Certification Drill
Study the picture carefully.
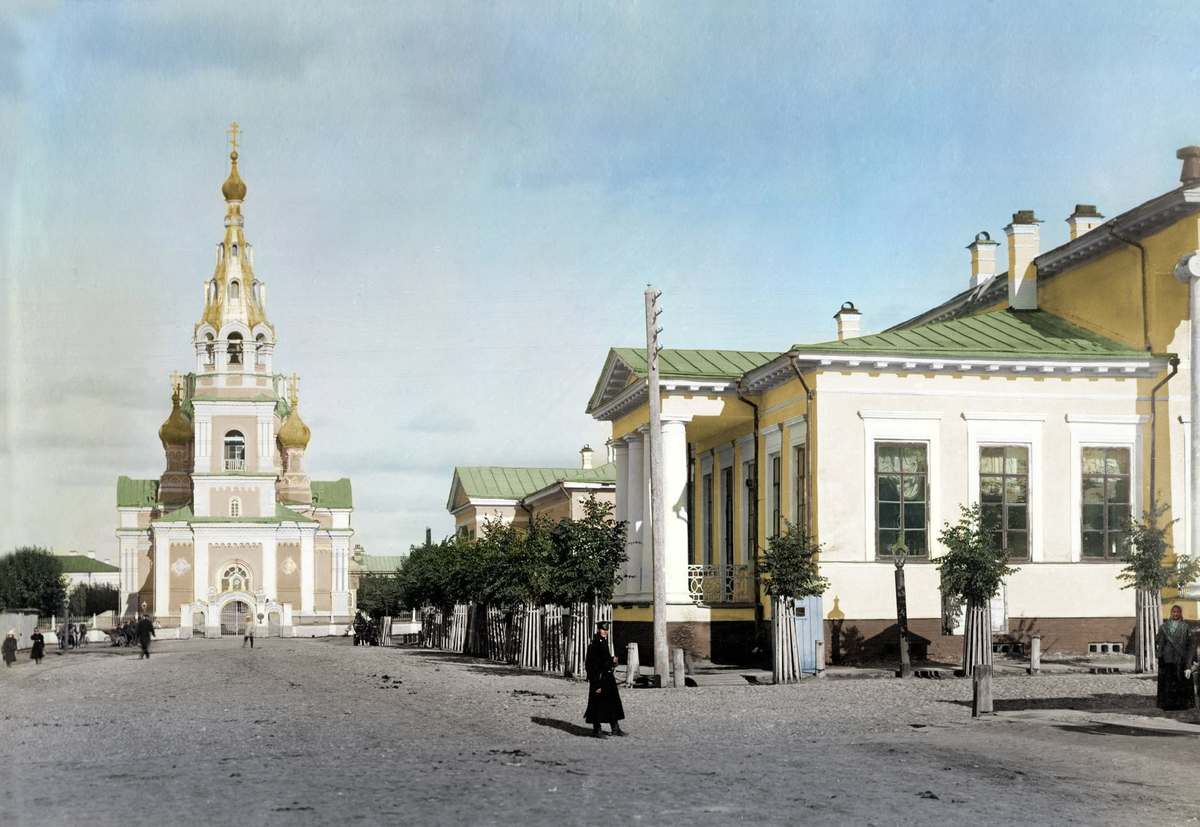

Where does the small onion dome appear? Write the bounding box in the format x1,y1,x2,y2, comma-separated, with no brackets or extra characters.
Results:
278,403,311,450
222,150,247,201
158,388,192,448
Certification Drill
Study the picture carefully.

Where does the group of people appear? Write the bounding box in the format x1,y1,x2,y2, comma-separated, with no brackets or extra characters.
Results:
2,628,52,666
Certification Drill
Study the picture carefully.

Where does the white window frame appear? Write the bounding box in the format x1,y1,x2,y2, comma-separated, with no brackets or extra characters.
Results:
699,452,714,565
785,415,808,530
860,411,942,562
1066,414,1145,563
717,445,734,566
963,413,1045,563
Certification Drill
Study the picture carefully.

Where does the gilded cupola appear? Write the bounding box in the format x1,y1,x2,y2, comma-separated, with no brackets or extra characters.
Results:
222,149,247,201
158,386,193,448
278,381,311,450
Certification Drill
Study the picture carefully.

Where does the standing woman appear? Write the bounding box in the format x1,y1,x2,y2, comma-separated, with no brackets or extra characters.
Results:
584,621,625,737
2,631,16,667
1156,604,1196,711
30,628,44,664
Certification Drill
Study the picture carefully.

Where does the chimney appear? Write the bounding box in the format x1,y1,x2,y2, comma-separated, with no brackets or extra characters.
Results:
1005,210,1042,311
834,302,862,340
86,551,96,559
1178,146,1200,185
967,231,1000,289
580,444,594,470
1067,205,1103,240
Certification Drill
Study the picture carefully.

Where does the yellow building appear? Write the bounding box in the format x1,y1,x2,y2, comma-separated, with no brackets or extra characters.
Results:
588,146,1200,665
116,139,355,638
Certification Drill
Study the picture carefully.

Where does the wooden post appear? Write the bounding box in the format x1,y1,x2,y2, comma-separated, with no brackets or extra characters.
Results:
894,560,912,678
672,647,686,688
625,642,640,687
814,639,826,676
645,287,669,686
1029,635,1041,675
971,663,993,717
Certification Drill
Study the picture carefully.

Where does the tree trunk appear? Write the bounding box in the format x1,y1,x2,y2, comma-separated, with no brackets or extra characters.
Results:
961,598,992,678
1134,588,1161,674
895,564,912,678
772,597,801,684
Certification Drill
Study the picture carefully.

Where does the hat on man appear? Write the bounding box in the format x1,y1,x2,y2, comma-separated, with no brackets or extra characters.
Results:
596,621,609,631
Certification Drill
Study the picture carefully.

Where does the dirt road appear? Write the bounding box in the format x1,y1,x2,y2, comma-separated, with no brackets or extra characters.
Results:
0,638,1196,826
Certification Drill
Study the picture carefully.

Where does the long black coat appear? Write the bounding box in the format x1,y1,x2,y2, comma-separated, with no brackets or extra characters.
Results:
30,632,44,662
136,618,155,652
584,635,624,725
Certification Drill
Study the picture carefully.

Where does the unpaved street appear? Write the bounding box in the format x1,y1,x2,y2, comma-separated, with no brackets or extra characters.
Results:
0,638,1197,826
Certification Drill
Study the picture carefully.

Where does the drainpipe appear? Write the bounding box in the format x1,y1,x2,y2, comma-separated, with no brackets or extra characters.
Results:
734,378,764,655
1150,356,1180,515
789,355,815,536
1108,222,1152,352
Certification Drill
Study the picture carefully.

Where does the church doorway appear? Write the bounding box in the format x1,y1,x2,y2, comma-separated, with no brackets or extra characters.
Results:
221,600,251,635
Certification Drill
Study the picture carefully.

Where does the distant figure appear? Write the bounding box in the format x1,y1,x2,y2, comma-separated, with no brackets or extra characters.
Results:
136,614,155,660
1156,604,1196,711
584,621,625,737
30,629,44,664
2,632,16,668
243,614,256,649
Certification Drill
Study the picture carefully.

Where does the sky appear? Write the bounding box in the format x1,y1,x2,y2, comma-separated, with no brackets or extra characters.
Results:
3,1,1200,563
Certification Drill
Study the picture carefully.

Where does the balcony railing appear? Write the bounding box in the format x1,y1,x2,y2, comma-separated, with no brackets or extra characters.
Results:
687,564,754,605
224,459,246,472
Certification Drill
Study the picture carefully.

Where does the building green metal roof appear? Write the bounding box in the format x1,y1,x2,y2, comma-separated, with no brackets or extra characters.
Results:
357,555,405,574
610,347,778,378
311,479,353,509
55,555,120,574
791,310,1160,360
455,462,617,500
153,503,319,524
117,477,159,508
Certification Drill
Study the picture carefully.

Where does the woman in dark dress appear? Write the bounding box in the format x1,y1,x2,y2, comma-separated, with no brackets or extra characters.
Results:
30,628,44,664
584,622,625,737
1156,605,1196,711
2,632,16,667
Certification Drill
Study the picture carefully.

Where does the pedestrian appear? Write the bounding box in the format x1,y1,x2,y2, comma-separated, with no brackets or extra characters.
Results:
2,631,16,668
136,614,155,660
1156,604,1195,711
243,614,255,649
584,621,625,737
30,628,44,664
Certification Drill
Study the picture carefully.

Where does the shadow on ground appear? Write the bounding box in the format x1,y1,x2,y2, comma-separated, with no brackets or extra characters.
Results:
530,716,596,737
941,693,1158,713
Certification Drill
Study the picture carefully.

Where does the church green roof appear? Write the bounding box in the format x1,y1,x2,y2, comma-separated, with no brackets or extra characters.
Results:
357,555,406,574
117,477,159,507
311,479,353,509
55,555,120,574
455,462,617,500
791,309,1159,360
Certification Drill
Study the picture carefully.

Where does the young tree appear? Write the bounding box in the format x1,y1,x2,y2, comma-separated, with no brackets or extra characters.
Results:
1117,504,1200,673
759,521,829,684
937,504,1019,677
0,547,67,617
68,583,120,618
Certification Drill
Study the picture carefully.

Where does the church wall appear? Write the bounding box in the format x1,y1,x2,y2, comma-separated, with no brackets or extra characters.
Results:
314,545,332,610
277,542,301,609
209,543,263,592
203,415,258,473
137,546,155,614
210,485,264,518
169,542,195,613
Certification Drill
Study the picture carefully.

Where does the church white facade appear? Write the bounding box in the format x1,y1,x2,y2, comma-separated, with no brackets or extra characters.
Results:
116,134,355,638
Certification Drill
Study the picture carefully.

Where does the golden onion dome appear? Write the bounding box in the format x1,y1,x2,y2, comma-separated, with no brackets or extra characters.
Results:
278,384,311,450
222,150,247,201
158,388,193,448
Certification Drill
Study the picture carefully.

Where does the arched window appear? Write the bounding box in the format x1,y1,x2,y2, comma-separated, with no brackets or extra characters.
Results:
255,333,267,366
229,496,242,517
227,332,243,365
218,245,224,264
230,280,240,301
224,430,245,471
231,243,238,259
220,563,250,594
204,332,215,365
252,281,261,303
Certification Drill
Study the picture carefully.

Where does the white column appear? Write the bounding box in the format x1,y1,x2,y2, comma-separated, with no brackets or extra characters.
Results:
261,535,277,601
624,432,646,599
662,417,692,603
609,438,630,600
300,529,315,613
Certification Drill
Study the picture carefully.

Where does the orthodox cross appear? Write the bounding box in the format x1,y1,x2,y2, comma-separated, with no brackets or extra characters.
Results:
227,122,241,152
289,373,300,401
170,371,182,394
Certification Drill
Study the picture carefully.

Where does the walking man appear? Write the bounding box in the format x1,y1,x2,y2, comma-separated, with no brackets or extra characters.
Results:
243,614,256,649
584,621,625,737
136,614,155,659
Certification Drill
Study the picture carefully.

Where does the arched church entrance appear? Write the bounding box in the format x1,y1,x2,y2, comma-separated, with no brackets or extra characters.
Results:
221,600,251,635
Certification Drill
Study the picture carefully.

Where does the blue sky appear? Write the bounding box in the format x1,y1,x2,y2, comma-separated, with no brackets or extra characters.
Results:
3,1,1200,561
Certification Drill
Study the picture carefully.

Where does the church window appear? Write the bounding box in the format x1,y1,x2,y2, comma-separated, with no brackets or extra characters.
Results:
220,563,250,594
231,243,238,259
218,245,224,264
230,280,240,301
204,333,215,365
255,333,267,366
224,430,246,471
252,281,261,303
227,333,243,365
230,497,242,517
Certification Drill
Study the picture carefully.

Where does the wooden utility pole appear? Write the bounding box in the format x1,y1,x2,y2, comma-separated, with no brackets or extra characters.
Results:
645,286,669,685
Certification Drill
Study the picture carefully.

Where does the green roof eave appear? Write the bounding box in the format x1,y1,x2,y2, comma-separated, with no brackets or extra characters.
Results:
151,503,318,525
311,478,353,509
454,462,617,500
588,347,778,413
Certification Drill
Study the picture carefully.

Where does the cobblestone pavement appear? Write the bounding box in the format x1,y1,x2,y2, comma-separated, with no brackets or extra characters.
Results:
1,639,1197,827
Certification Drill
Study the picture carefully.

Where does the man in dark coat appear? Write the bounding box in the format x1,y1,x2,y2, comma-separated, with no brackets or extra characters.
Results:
136,614,155,660
584,622,625,737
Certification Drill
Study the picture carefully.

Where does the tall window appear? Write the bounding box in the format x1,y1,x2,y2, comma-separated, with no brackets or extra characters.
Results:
1082,447,1131,558
770,455,782,538
224,430,246,471
701,473,713,565
794,444,807,532
255,333,267,365
230,280,240,300
876,443,928,557
229,496,242,518
980,446,1029,559
722,466,734,565
204,332,215,365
